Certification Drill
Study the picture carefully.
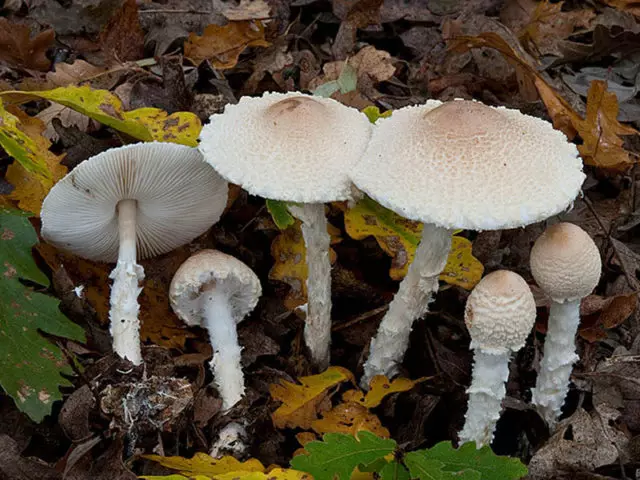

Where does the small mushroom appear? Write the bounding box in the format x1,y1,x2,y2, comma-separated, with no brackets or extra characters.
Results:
170,250,261,411
199,91,371,369
41,142,228,365
352,99,585,388
458,270,536,448
530,222,601,427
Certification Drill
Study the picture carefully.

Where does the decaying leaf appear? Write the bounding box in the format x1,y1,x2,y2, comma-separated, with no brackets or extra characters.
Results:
1,85,202,146
3,106,67,214
602,0,640,16
270,367,355,429
311,402,390,438
0,19,54,71
223,0,271,21
185,22,270,69
36,103,96,141
98,0,145,63
343,376,425,408
0,207,85,421
143,454,265,477
579,292,638,342
142,470,309,480
344,196,484,289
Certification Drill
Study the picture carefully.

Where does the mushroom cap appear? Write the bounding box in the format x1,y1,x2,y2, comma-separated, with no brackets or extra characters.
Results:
465,270,536,354
169,249,261,327
530,222,601,303
351,99,585,230
198,91,372,203
41,142,228,263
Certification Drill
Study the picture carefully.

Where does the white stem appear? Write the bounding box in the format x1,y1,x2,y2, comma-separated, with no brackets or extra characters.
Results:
361,224,452,388
459,350,510,448
531,299,581,428
288,203,332,369
203,289,245,411
109,199,144,365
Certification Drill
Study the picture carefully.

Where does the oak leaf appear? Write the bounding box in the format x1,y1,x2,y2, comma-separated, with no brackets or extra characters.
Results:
143,454,265,477
0,19,54,71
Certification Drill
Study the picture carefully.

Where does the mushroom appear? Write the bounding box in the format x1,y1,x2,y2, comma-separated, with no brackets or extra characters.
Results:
352,99,585,388
458,270,536,448
41,142,228,365
170,249,261,410
198,91,371,369
530,222,601,427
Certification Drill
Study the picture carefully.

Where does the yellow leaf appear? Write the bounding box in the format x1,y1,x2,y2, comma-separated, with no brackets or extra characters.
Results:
185,22,270,68
344,196,484,289
1,85,202,146
143,454,265,477
311,402,390,438
214,469,311,480
141,476,212,480
270,366,355,429
576,79,639,171
343,375,426,409
3,106,66,214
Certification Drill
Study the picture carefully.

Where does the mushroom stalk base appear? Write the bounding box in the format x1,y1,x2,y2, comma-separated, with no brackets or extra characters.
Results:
110,199,144,365
532,299,581,428
361,224,452,388
288,203,332,369
458,350,510,448
203,289,245,411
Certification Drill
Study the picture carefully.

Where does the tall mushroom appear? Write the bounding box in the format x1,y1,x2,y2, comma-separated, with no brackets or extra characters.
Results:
41,142,229,365
198,91,371,369
458,270,536,448
170,250,261,411
352,99,585,388
530,222,601,427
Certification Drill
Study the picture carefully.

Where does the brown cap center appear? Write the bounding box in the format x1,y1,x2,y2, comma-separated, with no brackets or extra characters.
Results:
422,100,505,138
264,97,327,127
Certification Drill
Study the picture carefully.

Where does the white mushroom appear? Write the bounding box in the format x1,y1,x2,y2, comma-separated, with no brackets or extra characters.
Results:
352,99,585,388
458,270,536,448
530,222,601,427
170,250,261,411
198,91,371,369
41,142,229,365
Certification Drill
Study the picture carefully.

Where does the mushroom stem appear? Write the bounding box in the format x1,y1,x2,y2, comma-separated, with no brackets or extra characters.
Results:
361,224,452,388
203,288,245,411
109,199,144,365
288,203,332,369
531,299,581,427
458,350,510,448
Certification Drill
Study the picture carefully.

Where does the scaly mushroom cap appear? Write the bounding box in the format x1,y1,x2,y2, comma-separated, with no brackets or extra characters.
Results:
352,99,585,230
41,142,228,262
170,250,262,327
465,270,536,354
530,222,601,303
198,91,372,203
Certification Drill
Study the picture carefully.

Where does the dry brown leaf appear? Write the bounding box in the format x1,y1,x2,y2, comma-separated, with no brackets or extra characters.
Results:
223,0,271,21
99,0,145,63
36,104,95,141
0,19,54,71
185,21,270,68
576,79,639,171
46,60,107,87
602,0,640,16
579,292,638,342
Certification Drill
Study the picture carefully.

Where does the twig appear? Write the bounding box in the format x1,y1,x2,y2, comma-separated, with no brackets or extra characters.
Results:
140,9,212,14
332,304,388,332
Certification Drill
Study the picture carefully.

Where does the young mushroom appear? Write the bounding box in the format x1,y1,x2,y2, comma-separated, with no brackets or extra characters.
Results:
530,222,601,427
170,249,261,411
198,91,371,369
458,270,536,448
41,143,228,365
352,99,585,388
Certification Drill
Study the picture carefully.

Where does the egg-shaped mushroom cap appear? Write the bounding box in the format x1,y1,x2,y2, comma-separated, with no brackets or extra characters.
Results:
198,91,372,203
41,142,228,263
169,250,262,327
465,270,536,354
352,99,585,231
530,222,601,303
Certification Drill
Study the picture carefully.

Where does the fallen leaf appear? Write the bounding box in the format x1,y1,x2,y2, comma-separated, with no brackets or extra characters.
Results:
576,79,639,171
143,454,265,477
36,103,95,141
332,0,383,58
3,106,67,214
270,367,355,429
343,376,425,408
142,470,309,480
579,292,638,342
0,19,54,71
46,60,107,87
311,402,390,438
98,0,145,63
185,22,270,69
223,0,271,21
603,0,640,16
343,196,484,289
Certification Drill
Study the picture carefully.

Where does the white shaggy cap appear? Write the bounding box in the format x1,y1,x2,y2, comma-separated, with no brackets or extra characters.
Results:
530,222,601,303
170,250,262,327
41,142,229,262
351,99,585,230
198,91,372,203
465,270,536,354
